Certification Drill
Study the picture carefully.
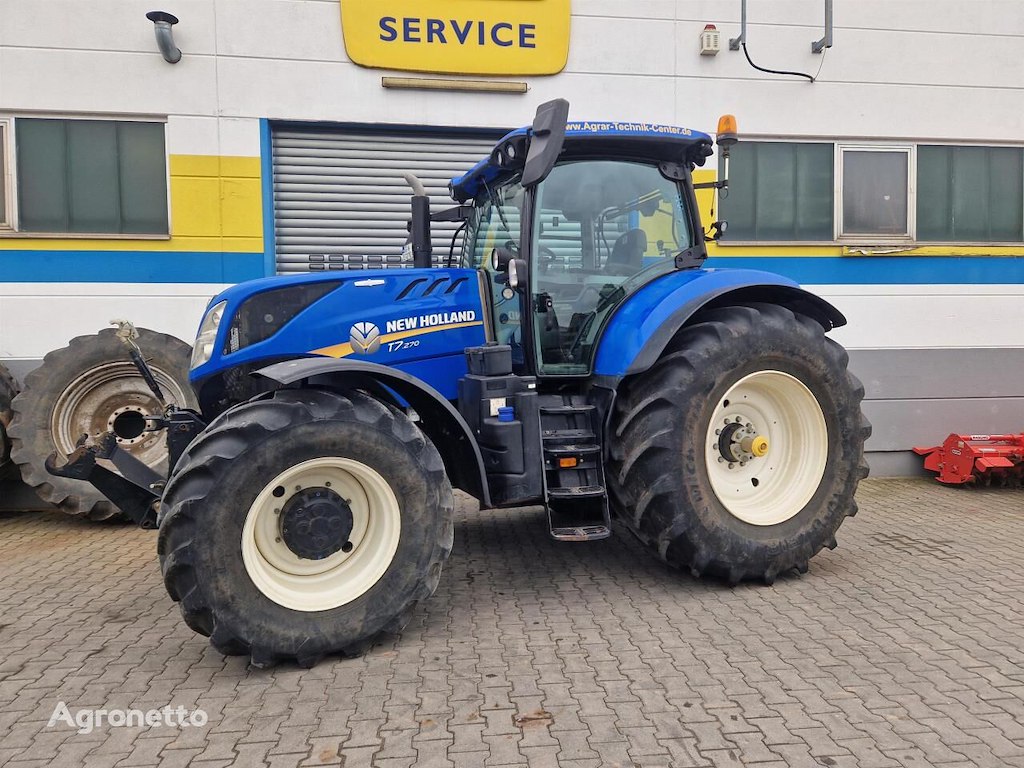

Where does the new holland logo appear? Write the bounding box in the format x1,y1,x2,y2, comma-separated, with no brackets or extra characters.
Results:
349,322,381,354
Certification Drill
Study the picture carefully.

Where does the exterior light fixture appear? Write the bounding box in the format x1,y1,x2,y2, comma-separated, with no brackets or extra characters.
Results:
146,11,182,64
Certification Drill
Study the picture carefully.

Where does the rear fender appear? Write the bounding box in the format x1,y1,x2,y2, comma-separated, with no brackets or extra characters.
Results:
593,269,846,378
256,358,491,507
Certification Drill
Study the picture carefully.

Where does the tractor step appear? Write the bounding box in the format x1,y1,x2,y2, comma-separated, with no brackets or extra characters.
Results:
547,485,606,499
540,404,596,416
549,524,611,542
539,395,611,542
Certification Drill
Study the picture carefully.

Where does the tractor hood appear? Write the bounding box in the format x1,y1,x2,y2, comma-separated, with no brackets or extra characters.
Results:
190,268,487,400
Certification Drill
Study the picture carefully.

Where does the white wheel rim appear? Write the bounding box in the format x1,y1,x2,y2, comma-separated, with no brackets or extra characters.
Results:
704,370,828,526
242,457,401,612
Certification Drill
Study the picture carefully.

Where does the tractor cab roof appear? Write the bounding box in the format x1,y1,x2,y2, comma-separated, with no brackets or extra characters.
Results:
450,121,714,203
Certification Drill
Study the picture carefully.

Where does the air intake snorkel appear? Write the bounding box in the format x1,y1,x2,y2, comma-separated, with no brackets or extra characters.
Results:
403,173,433,268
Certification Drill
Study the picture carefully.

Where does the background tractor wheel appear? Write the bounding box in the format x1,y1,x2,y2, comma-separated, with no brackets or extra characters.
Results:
0,364,19,468
608,304,871,584
157,388,455,668
8,328,196,521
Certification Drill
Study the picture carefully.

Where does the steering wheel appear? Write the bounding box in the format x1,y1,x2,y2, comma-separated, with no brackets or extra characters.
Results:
537,246,559,274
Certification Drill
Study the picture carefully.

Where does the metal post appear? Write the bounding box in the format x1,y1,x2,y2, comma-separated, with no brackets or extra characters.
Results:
729,0,746,51
812,0,833,53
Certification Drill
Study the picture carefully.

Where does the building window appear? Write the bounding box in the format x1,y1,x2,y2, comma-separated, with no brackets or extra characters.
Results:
721,142,833,241
14,118,168,235
917,146,1023,242
840,148,910,238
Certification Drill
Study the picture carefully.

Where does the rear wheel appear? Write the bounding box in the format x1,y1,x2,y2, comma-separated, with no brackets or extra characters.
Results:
8,328,195,520
157,388,454,668
608,304,870,584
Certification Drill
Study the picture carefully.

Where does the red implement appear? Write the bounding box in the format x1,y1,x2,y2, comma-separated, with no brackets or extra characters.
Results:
914,433,1024,485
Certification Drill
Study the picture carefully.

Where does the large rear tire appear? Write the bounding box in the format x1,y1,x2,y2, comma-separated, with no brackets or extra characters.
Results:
157,388,454,668
0,364,19,467
608,304,870,584
8,328,196,520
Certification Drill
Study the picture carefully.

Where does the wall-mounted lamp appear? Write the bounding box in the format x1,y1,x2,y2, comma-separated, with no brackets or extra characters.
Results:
146,11,182,64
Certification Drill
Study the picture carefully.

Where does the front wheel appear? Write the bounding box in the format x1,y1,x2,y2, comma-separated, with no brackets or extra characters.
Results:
157,388,454,667
608,304,870,584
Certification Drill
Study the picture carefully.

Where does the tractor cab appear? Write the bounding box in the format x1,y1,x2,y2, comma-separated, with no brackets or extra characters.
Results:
445,104,722,378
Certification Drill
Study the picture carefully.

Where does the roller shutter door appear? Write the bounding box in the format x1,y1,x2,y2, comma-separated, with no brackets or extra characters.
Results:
272,126,503,273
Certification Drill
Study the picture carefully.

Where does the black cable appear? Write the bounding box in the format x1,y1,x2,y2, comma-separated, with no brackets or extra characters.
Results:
741,42,815,83
448,221,468,268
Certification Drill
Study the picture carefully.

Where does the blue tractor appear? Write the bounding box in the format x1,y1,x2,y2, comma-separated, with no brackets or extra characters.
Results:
50,100,868,667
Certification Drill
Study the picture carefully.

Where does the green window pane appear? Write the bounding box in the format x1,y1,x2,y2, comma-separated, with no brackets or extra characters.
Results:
15,118,168,235
17,119,69,232
722,142,833,241
987,148,1023,241
119,122,169,235
917,146,951,240
721,143,756,239
755,144,797,239
951,147,988,241
68,120,120,233
918,146,1022,242
795,144,834,239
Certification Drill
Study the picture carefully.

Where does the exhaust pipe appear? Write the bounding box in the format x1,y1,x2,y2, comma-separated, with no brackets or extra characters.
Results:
146,11,182,64
403,173,433,269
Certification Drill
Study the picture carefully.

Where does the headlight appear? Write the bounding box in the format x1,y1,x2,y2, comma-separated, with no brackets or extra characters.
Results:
190,300,227,370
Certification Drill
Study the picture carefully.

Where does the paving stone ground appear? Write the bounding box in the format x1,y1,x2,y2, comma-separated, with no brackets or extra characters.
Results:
1,478,1023,767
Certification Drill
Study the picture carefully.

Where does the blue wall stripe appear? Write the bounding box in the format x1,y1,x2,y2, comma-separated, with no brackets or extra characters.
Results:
259,118,277,278
704,255,1024,285
0,251,265,283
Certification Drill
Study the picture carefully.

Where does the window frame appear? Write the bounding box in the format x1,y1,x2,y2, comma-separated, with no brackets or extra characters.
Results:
0,113,172,240
719,138,1024,248
836,143,914,243
0,118,14,232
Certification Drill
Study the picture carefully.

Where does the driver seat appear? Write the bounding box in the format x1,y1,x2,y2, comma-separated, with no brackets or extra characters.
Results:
607,229,647,275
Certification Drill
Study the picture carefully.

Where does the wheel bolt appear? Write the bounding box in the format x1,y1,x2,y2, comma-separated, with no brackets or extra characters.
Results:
728,462,735,469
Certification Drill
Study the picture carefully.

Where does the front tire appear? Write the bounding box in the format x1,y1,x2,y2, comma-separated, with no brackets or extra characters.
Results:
157,388,454,667
608,304,870,584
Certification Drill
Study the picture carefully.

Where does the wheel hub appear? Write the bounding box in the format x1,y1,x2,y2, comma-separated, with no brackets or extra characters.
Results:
279,487,353,560
717,420,769,465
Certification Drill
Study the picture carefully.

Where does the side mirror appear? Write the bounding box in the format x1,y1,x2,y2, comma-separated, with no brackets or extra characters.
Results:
522,99,570,189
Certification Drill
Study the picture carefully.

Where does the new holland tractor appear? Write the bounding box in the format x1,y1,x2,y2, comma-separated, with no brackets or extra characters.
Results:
49,100,869,667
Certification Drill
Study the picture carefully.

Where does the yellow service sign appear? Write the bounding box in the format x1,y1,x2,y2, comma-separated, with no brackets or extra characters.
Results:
340,0,571,76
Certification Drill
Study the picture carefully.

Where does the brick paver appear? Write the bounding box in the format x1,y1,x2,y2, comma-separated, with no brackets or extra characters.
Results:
1,478,1023,767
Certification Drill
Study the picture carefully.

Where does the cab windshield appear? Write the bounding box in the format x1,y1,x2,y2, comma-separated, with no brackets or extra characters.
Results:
533,160,693,374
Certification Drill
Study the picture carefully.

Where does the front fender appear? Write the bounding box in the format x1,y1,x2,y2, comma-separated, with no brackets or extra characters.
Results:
255,358,491,507
593,269,846,378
